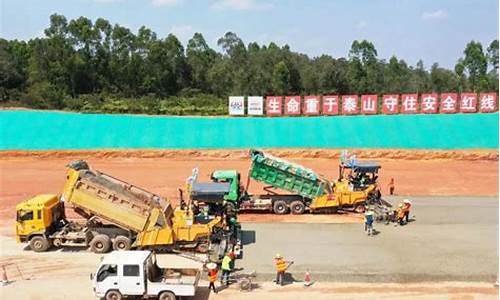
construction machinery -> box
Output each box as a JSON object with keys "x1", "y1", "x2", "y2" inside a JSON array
[
  {"x1": 15, "y1": 160, "x2": 235, "y2": 255},
  {"x1": 190, "y1": 149, "x2": 390, "y2": 215}
]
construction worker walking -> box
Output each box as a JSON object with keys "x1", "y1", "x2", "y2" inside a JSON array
[
  {"x1": 388, "y1": 178, "x2": 395, "y2": 195},
  {"x1": 274, "y1": 253, "x2": 292, "y2": 286},
  {"x1": 206, "y1": 262, "x2": 218, "y2": 294},
  {"x1": 221, "y1": 252, "x2": 234, "y2": 286},
  {"x1": 364, "y1": 208, "x2": 375, "y2": 236}
]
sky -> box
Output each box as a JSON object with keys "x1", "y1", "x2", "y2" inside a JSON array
[{"x1": 0, "y1": 0, "x2": 498, "y2": 69}]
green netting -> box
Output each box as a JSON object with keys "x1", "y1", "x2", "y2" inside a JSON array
[{"x1": 0, "y1": 111, "x2": 497, "y2": 150}]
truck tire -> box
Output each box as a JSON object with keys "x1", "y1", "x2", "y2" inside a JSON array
[
  {"x1": 159, "y1": 291, "x2": 176, "y2": 300},
  {"x1": 289, "y1": 200, "x2": 306, "y2": 215},
  {"x1": 105, "y1": 290, "x2": 122, "y2": 300},
  {"x1": 273, "y1": 200, "x2": 289, "y2": 215},
  {"x1": 90, "y1": 234, "x2": 111, "y2": 253},
  {"x1": 29, "y1": 236, "x2": 51, "y2": 252},
  {"x1": 112, "y1": 236, "x2": 131, "y2": 251}
]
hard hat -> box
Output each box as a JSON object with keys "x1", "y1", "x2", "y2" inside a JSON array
[
  {"x1": 275, "y1": 253, "x2": 282, "y2": 259},
  {"x1": 206, "y1": 262, "x2": 217, "y2": 270},
  {"x1": 403, "y1": 199, "x2": 411, "y2": 204}
]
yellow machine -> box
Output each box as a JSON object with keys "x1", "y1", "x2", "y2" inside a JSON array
[
  {"x1": 16, "y1": 160, "x2": 223, "y2": 253},
  {"x1": 309, "y1": 158, "x2": 384, "y2": 213}
]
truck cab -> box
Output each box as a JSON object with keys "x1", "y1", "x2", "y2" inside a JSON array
[
  {"x1": 15, "y1": 194, "x2": 64, "y2": 251},
  {"x1": 92, "y1": 251, "x2": 200, "y2": 300}
]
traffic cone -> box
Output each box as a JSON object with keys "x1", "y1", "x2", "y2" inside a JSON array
[
  {"x1": 1, "y1": 266, "x2": 8, "y2": 286},
  {"x1": 304, "y1": 270, "x2": 311, "y2": 287}
]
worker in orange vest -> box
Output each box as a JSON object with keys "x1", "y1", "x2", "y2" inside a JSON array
[
  {"x1": 388, "y1": 178, "x2": 395, "y2": 195},
  {"x1": 274, "y1": 253, "x2": 289, "y2": 286},
  {"x1": 403, "y1": 199, "x2": 412, "y2": 223},
  {"x1": 396, "y1": 203, "x2": 405, "y2": 226},
  {"x1": 206, "y1": 262, "x2": 218, "y2": 294}
]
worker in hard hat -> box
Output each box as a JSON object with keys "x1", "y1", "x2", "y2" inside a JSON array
[
  {"x1": 274, "y1": 253, "x2": 289, "y2": 286},
  {"x1": 364, "y1": 208, "x2": 375, "y2": 236},
  {"x1": 206, "y1": 262, "x2": 218, "y2": 294},
  {"x1": 403, "y1": 199, "x2": 412, "y2": 223},
  {"x1": 396, "y1": 203, "x2": 405, "y2": 226},
  {"x1": 221, "y1": 252, "x2": 234, "y2": 286},
  {"x1": 388, "y1": 178, "x2": 395, "y2": 195}
]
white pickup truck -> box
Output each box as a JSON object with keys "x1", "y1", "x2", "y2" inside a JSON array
[{"x1": 91, "y1": 251, "x2": 201, "y2": 300}]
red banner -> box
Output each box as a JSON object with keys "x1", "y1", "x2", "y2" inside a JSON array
[
  {"x1": 322, "y1": 95, "x2": 339, "y2": 115},
  {"x1": 255, "y1": 92, "x2": 498, "y2": 116},
  {"x1": 382, "y1": 95, "x2": 399, "y2": 114},
  {"x1": 420, "y1": 93, "x2": 438, "y2": 113},
  {"x1": 266, "y1": 96, "x2": 282, "y2": 116},
  {"x1": 401, "y1": 94, "x2": 419, "y2": 114},
  {"x1": 361, "y1": 95, "x2": 378, "y2": 114},
  {"x1": 460, "y1": 93, "x2": 477, "y2": 113},
  {"x1": 284, "y1": 96, "x2": 301, "y2": 115},
  {"x1": 479, "y1": 93, "x2": 498, "y2": 112},
  {"x1": 303, "y1": 95, "x2": 320, "y2": 115},
  {"x1": 440, "y1": 93, "x2": 458, "y2": 113},
  {"x1": 341, "y1": 95, "x2": 359, "y2": 115}
]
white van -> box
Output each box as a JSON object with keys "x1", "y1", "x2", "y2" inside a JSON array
[{"x1": 91, "y1": 251, "x2": 200, "y2": 300}]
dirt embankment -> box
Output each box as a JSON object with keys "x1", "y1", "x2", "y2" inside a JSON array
[{"x1": 1, "y1": 148, "x2": 498, "y2": 161}]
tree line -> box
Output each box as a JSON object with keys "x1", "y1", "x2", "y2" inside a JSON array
[{"x1": 0, "y1": 14, "x2": 498, "y2": 115}]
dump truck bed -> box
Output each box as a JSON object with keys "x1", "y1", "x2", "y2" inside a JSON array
[
  {"x1": 63, "y1": 161, "x2": 173, "y2": 232},
  {"x1": 249, "y1": 149, "x2": 331, "y2": 199}
]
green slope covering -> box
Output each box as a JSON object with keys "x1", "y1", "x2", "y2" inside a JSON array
[{"x1": 0, "y1": 111, "x2": 497, "y2": 150}]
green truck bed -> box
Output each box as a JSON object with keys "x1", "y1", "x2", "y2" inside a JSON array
[{"x1": 248, "y1": 149, "x2": 331, "y2": 199}]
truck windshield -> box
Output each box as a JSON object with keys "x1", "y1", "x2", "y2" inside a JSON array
[
  {"x1": 16, "y1": 210, "x2": 33, "y2": 222},
  {"x1": 97, "y1": 264, "x2": 117, "y2": 282}
]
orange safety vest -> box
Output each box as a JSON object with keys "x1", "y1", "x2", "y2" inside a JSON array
[
  {"x1": 397, "y1": 208, "x2": 405, "y2": 218},
  {"x1": 208, "y1": 270, "x2": 218, "y2": 282},
  {"x1": 275, "y1": 258, "x2": 287, "y2": 272}
]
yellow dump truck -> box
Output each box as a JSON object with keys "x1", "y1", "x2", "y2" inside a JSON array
[{"x1": 16, "y1": 160, "x2": 224, "y2": 253}]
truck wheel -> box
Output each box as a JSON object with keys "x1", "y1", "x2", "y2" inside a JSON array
[
  {"x1": 273, "y1": 200, "x2": 289, "y2": 215},
  {"x1": 159, "y1": 291, "x2": 176, "y2": 300},
  {"x1": 90, "y1": 234, "x2": 111, "y2": 253},
  {"x1": 112, "y1": 236, "x2": 131, "y2": 251},
  {"x1": 290, "y1": 201, "x2": 306, "y2": 215},
  {"x1": 53, "y1": 238, "x2": 62, "y2": 248},
  {"x1": 105, "y1": 290, "x2": 122, "y2": 300},
  {"x1": 29, "y1": 236, "x2": 50, "y2": 252}
]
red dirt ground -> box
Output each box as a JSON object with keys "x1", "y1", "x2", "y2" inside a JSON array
[{"x1": 0, "y1": 150, "x2": 497, "y2": 230}]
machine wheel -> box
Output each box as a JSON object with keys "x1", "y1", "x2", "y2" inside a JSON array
[
  {"x1": 354, "y1": 204, "x2": 366, "y2": 213},
  {"x1": 112, "y1": 236, "x2": 131, "y2": 251},
  {"x1": 195, "y1": 242, "x2": 209, "y2": 253},
  {"x1": 289, "y1": 201, "x2": 306, "y2": 215},
  {"x1": 273, "y1": 200, "x2": 289, "y2": 215},
  {"x1": 52, "y1": 238, "x2": 62, "y2": 248},
  {"x1": 29, "y1": 236, "x2": 51, "y2": 252},
  {"x1": 105, "y1": 290, "x2": 122, "y2": 300},
  {"x1": 90, "y1": 234, "x2": 111, "y2": 253},
  {"x1": 159, "y1": 291, "x2": 176, "y2": 300}
]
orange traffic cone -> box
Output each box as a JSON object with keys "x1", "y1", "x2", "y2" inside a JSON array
[
  {"x1": 1, "y1": 266, "x2": 8, "y2": 286},
  {"x1": 304, "y1": 270, "x2": 311, "y2": 287}
]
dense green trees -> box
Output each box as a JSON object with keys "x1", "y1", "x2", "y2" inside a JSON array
[{"x1": 0, "y1": 14, "x2": 498, "y2": 115}]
